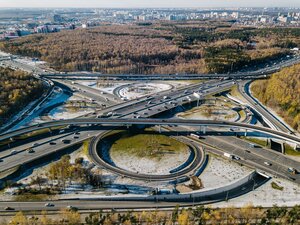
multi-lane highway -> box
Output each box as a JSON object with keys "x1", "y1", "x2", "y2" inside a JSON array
[
  {"x1": 2, "y1": 118, "x2": 300, "y2": 144},
  {"x1": 1, "y1": 51, "x2": 300, "y2": 212},
  {"x1": 0, "y1": 118, "x2": 299, "y2": 184}
]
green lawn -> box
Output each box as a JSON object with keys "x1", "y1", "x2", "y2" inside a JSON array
[
  {"x1": 285, "y1": 144, "x2": 300, "y2": 156},
  {"x1": 240, "y1": 136, "x2": 268, "y2": 147},
  {"x1": 238, "y1": 109, "x2": 246, "y2": 121},
  {"x1": 241, "y1": 137, "x2": 300, "y2": 156},
  {"x1": 110, "y1": 132, "x2": 188, "y2": 160}
]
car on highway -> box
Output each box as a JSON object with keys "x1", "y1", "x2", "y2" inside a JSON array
[
  {"x1": 61, "y1": 139, "x2": 71, "y2": 144},
  {"x1": 32, "y1": 143, "x2": 39, "y2": 147},
  {"x1": 45, "y1": 203, "x2": 55, "y2": 207},
  {"x1": 27, "y1": 148, "x2": 35, "y2": 153},
  {"x1": 49, "y1": 142, "x2": 56, "y2": 145},
  {"x1": 233, "y1": 156, "x2": 241, "y2": 160},
  {"x1": 4, "y1": 206, "x2": 14, "y2": 210},
  {"x1": 288, "y1": 167, "x2": 297, "y2": 174},
  {"x1": 10, "y1": 150, "x2": 17, "y2": 155},
  {"x1": 264, "y1": 162, "x2": 272, "y2": 166}
]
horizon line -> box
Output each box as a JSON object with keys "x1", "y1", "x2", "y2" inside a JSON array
[{"x1": 1, "y1": 6, "x2": 300, "y2": 9}]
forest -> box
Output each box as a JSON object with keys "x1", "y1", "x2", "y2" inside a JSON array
[
  {"x1": 0, "y1": 67, "x2": 44, "y2": 126},
  {"x1": 0, "y1": 21, "x2": 299, "y2": 74},
  {"x1": 251, "y1": 64, "x2": 300, "y2": 132}
]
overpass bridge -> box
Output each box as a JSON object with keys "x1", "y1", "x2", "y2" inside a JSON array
[{"x1": 1, "y1": 118, "x2": 300, "y2": 145}]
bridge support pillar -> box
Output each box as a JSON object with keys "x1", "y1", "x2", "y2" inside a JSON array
[
  {"x1": 244, "y1": 129, "x2": 247, "y2": 137},
  {"x1": 158, "y1": 125, "x2": 161, "y2": 133},
  {"x1": 203, "y1": 126, "x2": 206, "y2": 135},
  {"x1": 126, "y1": 124, "x2": 130, "y2": 129}
]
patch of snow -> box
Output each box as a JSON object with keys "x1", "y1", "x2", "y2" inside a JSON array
[
  {"x1": 111, "y1": 152, "x2": 190, "y2": 175},
  {"x1": 118, "y1": 83, "x2": 171, "y2": 100},
  {"x1": 78, "y1": 81, "x2": 129, "y2": 95},
  {"x1": 198, "y1": 155, "x2": 254, "y2": 190},
  {"x1": 212, "y1": 177, "x2": 300, "y2": 208}
]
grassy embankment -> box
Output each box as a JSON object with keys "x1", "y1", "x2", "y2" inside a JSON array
[
  {"x1": 110, "y1": 131, "x2": 188, "y2": 160},
  {"x1": 240, "y1": 136, "x2": 300, "y2": 156}
]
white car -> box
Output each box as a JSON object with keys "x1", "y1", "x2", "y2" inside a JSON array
[
  {"x1": 45, "y1": 203, "x2": 54, "y2": 207},
  {"x1": 32, "y1": 143, "x2": 39, "y2": 147},
  {"x1": 264, "y1": 162, "x2": 272, "y2": 166},
  {"x1": 10, "y1": 150, "x2": 17, "y2": 155}
]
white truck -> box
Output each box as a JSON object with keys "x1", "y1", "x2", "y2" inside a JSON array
[
  {"x1": 224, "y1": 152, "x2": 234, "y2": 159},
  {"x1": 190, "y1": 133, "x2": 201, "y2": 139}
]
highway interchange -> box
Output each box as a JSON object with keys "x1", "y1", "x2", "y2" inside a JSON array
[{"x1": 0, "y1": 52, "x2": 299, "y2": 212}]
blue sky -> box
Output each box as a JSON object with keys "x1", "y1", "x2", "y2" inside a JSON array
[{"x1": 0, "y1": 0, "x2": 299, "y2": 8}]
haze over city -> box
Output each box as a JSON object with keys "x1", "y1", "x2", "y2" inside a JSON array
[{"x1": 1, "y1": 0, "x2": 300, "y2": 8}]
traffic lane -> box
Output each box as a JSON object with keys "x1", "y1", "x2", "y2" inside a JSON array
[
  {"x1": 58, "y1": 79, "x2": 121, "y2": 104},
  {"x1": 2, "y1": 118, "x2": 300, "y2": 146},
  {"x1": 57, "y1": 80, "x2": 111, "y2": 104},
  {"x1": 98, "y1": 77, "x2": 208, "y2": 114},
  {"x1": 174, "y1": 126, "x2": 299, "y2": 182},
  {"x1": 118, "y1": 81, "x2": 235, "y2": 118},
  {"x1": 0, "y1": 200, "x2": 184, "y2": 212},
  {"x1": 0, "y1": 130, "x2": 101, "y2": 172},
  {"x1": 0, "y1": 79, "x2": 231, "y2": 141},
  {"x1": 0, "y1": 172, "x2": 267, "y2": 212},
  {"x1": 238, "y1": 80, "x2": 291, "y2": 133},
  {"x1": 197, "y1": 131, "x2": 300, "y2": 178},
  {"x1": 220, "y1": 133, "x2": 300, "y2": 170},
  {"x1": 0, "y1": 130, "x2": 76, "y2": 159}
]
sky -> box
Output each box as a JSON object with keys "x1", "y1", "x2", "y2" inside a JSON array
[{"x1": 0, "y1": 0, "x2": 300, "y2": 8}]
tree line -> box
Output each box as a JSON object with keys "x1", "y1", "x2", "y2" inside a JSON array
[
  {"x1": 0, "y1": 23, "x2": 299, "y2": 75},
  {"x1": 0, "y1": 67, "x2": 44, "y2": 126},
  {"x1": 6, "y1": 204, "x2": 300, "y2": 225},
  {"x1": 251, "y1": 64, "x2": 300, "y2": 132}
]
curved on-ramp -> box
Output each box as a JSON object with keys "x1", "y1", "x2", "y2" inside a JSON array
[{"x1": 88, "y1": 130, "x2": 206, "y2": 182}]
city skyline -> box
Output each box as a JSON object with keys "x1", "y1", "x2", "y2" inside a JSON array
[{"x1": 1, "y1": 0, "x2": 300, "y2": 8}]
